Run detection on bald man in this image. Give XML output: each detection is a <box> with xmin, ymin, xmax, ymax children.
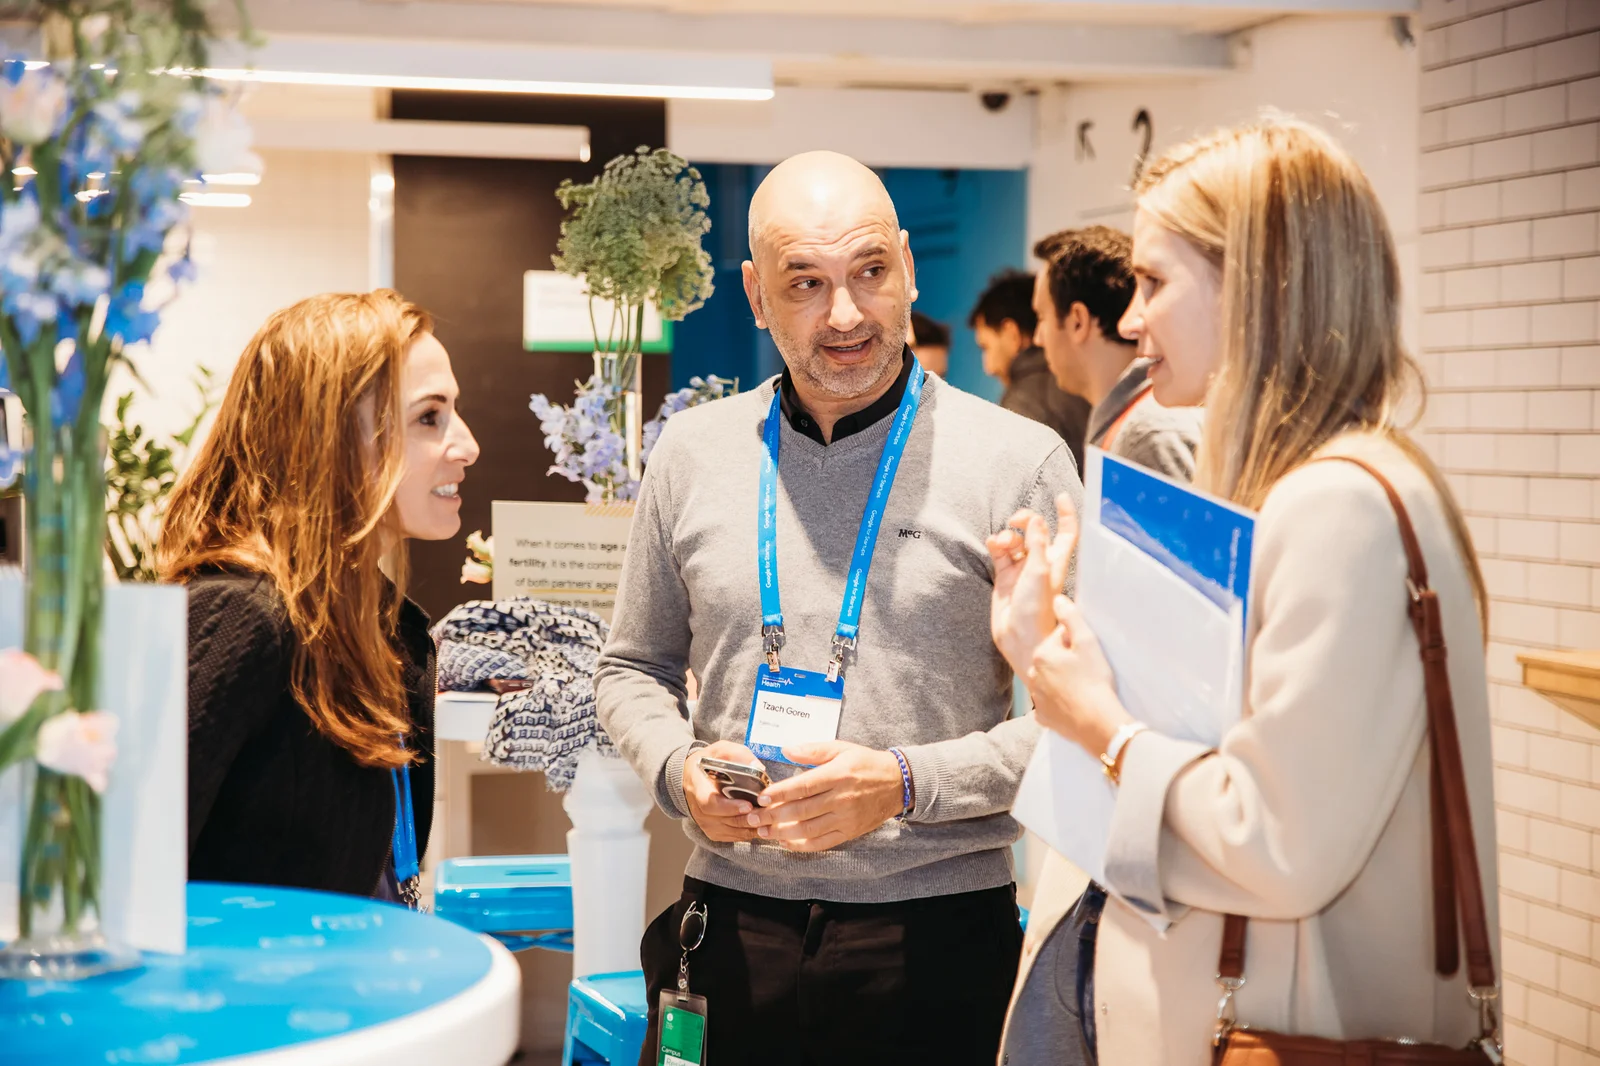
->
<box><xmin>596</xmin><ymin>151</ymin><xmax>1082</xmax><ymax>1066</ymax></box>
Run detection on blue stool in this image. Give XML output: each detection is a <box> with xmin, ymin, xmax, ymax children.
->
<box><xmin>563</xmin><ymin>969</ymin><xmax>649</xmax><ymax>1066</ymax></box>
<box><xmin>433</xmin><ymin>854</ymin><xmax>575</xmax><ymax>953</ymax></box>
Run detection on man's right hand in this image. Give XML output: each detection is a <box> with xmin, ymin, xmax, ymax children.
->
<box><xmin>683</xmin><ymin>741</ymin><xmax>761</xmax><ymax>843</ymax></box>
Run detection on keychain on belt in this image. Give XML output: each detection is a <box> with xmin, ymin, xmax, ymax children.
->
<box><xmin>658</xmin><ymin>901</ymin><xmax>710</xmax><ymax>1066</ymax></box>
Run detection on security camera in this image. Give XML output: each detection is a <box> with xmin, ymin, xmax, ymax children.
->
<box><xmin>980</xmin><ymin>91</ymin><xmax>1011</xmax><ymax>113</ymax></box>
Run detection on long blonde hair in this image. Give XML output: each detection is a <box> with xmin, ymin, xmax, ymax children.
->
<box><xmin>1136</xmin><ymin>118</ymin><xmax>1487</xmax><ymax>630</ymax></box>
<box><xmin>160</xmin><ymin>289</ymin><xmax>430</xmax><ymax>769</ymax></box>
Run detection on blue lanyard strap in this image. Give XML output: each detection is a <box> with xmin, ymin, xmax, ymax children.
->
<box><xmin>389</xmin><ymin>762</ymin><xmax>419</xmax><ymax>882</ymax></box>
<box><xmin>758</xmin><ymin>358</ymin><xmax>926</xmax><ymax>681</ymax></box>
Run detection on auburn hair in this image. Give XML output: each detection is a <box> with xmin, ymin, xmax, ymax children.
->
<box><xmin>160</xmin><ymin>289</ymin><xmax>430</xmax><ymax>769</ymax></box>
<box><xmin>1134</xmin><ymin>117</ymin><xmax>1488</xmax><ymax>635</ymax></box>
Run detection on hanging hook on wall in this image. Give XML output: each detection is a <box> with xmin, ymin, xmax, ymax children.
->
<box><xmin>1131</xmin><ymin>108</ymin><xmax>1153</xmax><ymax>184</ymax></box>
<box><xmin>1076</xmin><ymin>120</ymin><xmax>1096</xmax><ymax>162</ymax></box>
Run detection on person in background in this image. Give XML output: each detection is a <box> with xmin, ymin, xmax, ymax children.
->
<box><xmin>161</xmin><ymin>289</ymin><xmax>480</xmax><ymax>903</ymax></box>
<box><xmin>993</xmin><ymin>119</ymin><xmax>1498</xmax><ymax>1065</ymax></box>
<box><xmin>908</xmin><ymin>310</ymin><xmax>951</xmax><ymax>377</ymax></box>
<box><xmin>1033</xmin><ymin>225</ymin><xmax>1201</xmax><ymax>482</ymax></box>
<box><xmin>969</xmin><ymin>269</ymin><xmax>1091</xmax><ymax>470</ymax></box>
<box><xmin>596</xmin><ymin>150</ymin><xmax>1081</xmax><ymax>1066</ymax></box>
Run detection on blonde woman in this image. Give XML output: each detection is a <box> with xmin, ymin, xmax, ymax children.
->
<box><xmin>992</xmin><ymin>119</ymin><xmax>1498</xmax><ymax>1064</ymax></box>
<box><xmin>162</xmin><ymin>289</ymin><xmax>479</xmax><ymax>901</ymax></box>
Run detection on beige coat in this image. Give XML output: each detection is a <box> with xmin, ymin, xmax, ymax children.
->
<box><xmin>1004</xmin><ymin>433</ymin><xmax>1499</xmax><ymax>1065</ymax></box>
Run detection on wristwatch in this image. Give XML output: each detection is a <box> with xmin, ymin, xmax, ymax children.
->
<box><xmin>1099</xmin><ymin>722</ymin><xmax>1150</xmax><ymax>786</ymax></box>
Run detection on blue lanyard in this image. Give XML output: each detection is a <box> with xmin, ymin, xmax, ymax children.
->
<box><xmin>389</xmin><ymin>763</ymin><xmax>419</xmax><ymax>883</ymax></box>
<box><xmin>759</xmin><ymin>358</ymin><xmax>926</xmax><ymax>682</ymax></box>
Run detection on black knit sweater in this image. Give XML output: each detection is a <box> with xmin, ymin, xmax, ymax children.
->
<box><xmin>185</xmin><ymin>571</ymin><xmax>436</xmax><ymax>897</ymax></box>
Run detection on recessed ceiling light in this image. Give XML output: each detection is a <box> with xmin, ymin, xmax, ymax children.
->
<box><xmin>181</xmin><ymin>192</ymin><xmax>252</xmax><ymax>208</ymax></box>
<box><xmin>201</xmin><ymin>172</ymin><xmax>261</xmax><ymax>187</ymax></box>
<box><xmin>194</xmin><ymin>36</ymin><xmax>774</xmax><ymax>103</ymax></box>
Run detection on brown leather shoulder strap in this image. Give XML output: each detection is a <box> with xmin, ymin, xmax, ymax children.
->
<box><xmin>1219</xmin><ymin>455</ymin><xmax>1496</xmax><ymax>993</ymax></box>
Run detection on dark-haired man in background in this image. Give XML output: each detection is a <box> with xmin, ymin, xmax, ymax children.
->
<box><xmin>908</xmin><ymin>310</ymin><xmax>951</xmax><ymax>377</ymax></box>
<box><xmin>1032</xmin><ymin>226</ymin><xmax>1201</xmax><ymax>482</ymax></box>
<box><xmin>969</xmin><ymin>270</ymin><xmax>1090</xmax><ymax>470</ymax></box>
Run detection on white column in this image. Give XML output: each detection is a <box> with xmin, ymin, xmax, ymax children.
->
<box><xmin>563</xmin><ymin>748</ymin><xmax>653</xmax><ymax>978</ymax></box>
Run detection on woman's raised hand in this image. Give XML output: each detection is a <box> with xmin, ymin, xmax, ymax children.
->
<box><xmin>986</xmin><ymin>493</ymin><xmax>1079</xmax><ymax>675</ymax></box>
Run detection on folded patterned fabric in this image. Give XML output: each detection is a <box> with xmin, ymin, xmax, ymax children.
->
<box><xmin>432</xmin><ymin>598</ymin><xmax>615</xmax><ymax>791</ymax></box>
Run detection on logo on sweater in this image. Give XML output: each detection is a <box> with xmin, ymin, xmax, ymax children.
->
<box><xmin>897</xmin><ymin>528</ymin><xmax>922</xmax><ymax>539</ymax></box>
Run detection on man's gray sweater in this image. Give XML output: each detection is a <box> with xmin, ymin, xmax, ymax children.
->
<box><xmin>595</xmin><ymin>373</ymin><xmax>1082</xmax><ymax>903</ymax></box>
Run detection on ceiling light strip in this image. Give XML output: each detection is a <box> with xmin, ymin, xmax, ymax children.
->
<box><xmin>199</xmin><ymin>67</ymin><xmax>774</xmax><ymax>102</ymax></box>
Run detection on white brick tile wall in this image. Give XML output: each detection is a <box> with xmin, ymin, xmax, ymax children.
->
<box><xmin>1425</xmin><ymin>108</ymin><xmax>1451</xmax><ymax>152</ymax></box>
<box><xmin>1512</xmin><ymin>84</ymin><xmax>1572</xmax><ymax>131</ymax></box>
<box><xmin>1427</xmin><ymin>25</ymin><xmax>1453</xmax><ymax>69</ymax></box>
<box><xmin>1449</xmin><ymin>184</ymin><xmax>1505</xmax><ymax>226</ymax></box>
<box><xmin>1507</xmin><ymin>172</ymin><xmax>1567</xmax><ymax>217</ymax></box>
<box><xmin>1510</xmin><ymin>0</ymin><xmax>1571</xmax><ymax>48</ymax></box>
<box><xmin>1566</xmin><ymin>256</ymin><xmax>1600</xmax><ymax>298</ymax></box>
<box><xmin>1479</xmin><ymin>219</ymin><xmax>1538</xmax><ymax>262</ymax></box>
<box><xmin>1455</xmin><ymin>95</ymin><xmax>1512</xmax><ymax>141</ymax></box>
<box><xmin>1570</xmin><ymin>166</ymin><xmax>1600</xmax><ymax>209</ymax></box>
<box><xmin>1425</xmin><ymin>226</ymin><xmax>1475</xmax><ymax>268</ymax></box>
<box><xmin>1530</xmin><ymin>560</ymin><xmax>1591</xmax><ymax>602</ymax></box>
<box><xmin>1531</xmin><ymin>475</ymin><xmax>1593</xmax><ymax>516</ymax></box>
<box><xmin>1506</xmin><ymin>516</ymin><xmax>1563</xmax><ymax>556</ymax></box>
<box><xmin>1534</xmin><ymin>213</ymin><xmax>1600</xmax><ymax>257</ymax></box>
<box><xmin>1481</xmin><ymin>389</ymin><xmax>1535</xmax><ymax>426</ymax></box>
<box><xmin>1417</xmin><ymin>13</ymin><xmax>1600</xmax><ymax>1059</ymax></box>
<box><xmin>1455</xmin><ymin>12</ymin><xmax>1511</xmax><ymax>61</ymax></box>
<box><xmin>1426</xmin><ymin>61</ymin><xmax>1479</xmax><ymax>108</ymax></box>
<box><xmin>1484</xmin><ymin>46</ymin><xmax>1544</xmax><ymax>95</ymax></box>
<box><xmin>1476</xmin><ymin>133</ymin><xmax>1538</xmax><ymax>179</ymax></box>
<box><xmin>1505</xmin><ymin>432</ymin><xmax>1563</xmax><ymax>472</ymax></box>
<box><xmin>1534</xmin><ymin>124</ymin><xmax>1600</xmax><ymax>170</ymax></box>
<box><xmin>1501</xmin><ymin>347</ymin><xmax>1563</xmax><ymax>385</ymax></box>
<box><xmin>1532</xmin><ymin>389</ymin><xmax>1594</xmax><ymax>428</ymax></box>
<box><xmin>1536</xmin><ymin>33</ymin><xmax>1600</xmax><ymax>84</ymax></box>
<box><xmin>1482</xmin><ymin>304</ymin><xmax>1537</xmax><ymax>343</ymax></box>
<box><xmin>1560</xmin><ymin>519</ymin><xmax>1600</xmax><ymax>560</ymax></box>
<box><xmin>1574</xmin><ymin>77</ymin><xmax>1600</xmax><ymax>121</ymax></box>
<box><xmin>1533</xmin><ymin>301</ymin><xmax>1600</xmax><ymax>343</ymax></box>
<box><xmin>1562</xmin><ymin>345</ymin><xmax>1600</xmax><ymax>383</ymax></box>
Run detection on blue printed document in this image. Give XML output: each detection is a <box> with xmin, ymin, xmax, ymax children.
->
<box><xmin>1012</xmin><ymin>449</ymin><xmax>1256</xmax><ymax>912</ymax></box>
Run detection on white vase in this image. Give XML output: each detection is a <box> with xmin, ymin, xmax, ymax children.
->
<box><xmin>563</xmin><ymin>747</ymin><xmax>652</xmax><ymax>978</ymax></box>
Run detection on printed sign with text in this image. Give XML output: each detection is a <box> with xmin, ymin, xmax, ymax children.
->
<box><xmin>491</xmin><ymin>500</ymin><xmax>635</xmax><ymax>621</ymax></box>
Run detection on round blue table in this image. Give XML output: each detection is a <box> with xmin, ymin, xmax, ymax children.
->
<box><xmin>0</xmin><ymin>882</ymin><xmax>519</xmax><ymax>1065</ymax></box>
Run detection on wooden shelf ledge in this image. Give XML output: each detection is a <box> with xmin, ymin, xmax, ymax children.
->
<box><xmin>1518</xmin><ymin>649</ymin><xmax>1600</xmax><ymax>729</ymax></box>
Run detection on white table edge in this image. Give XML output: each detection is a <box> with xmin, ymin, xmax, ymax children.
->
<box><xmin>209</xmin><ymin>934</ymin><xmax>521</xmax><ymax>1066</ymax></box>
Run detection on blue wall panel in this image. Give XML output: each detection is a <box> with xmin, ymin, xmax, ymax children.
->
<box><xmin>672</xmin><ymin>163</ymin><xmax>1029</xmax><ymax>403</ymax></box>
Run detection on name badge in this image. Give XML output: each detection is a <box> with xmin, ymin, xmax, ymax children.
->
<box><xmin>744</xmin><ymin>665</ymin><xmax>844</xmax><ymax>766</ymax></box>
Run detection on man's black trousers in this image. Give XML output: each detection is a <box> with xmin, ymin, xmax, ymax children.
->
<box><xmin>638</xmin><ymin>876</ymin><xmax>1024</xmax><ymax>1066</ymax></box>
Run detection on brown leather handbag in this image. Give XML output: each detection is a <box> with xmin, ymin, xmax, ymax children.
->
<box><xmin>1211</xmin><ymin>457</ymin><xmax>1502</xmax><ymax>1066</ymax></box>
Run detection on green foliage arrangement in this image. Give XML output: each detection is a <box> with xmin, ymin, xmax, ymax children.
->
<box><xmin>553</xmin><ymin>146</ymin><xmax>715</xmax><ymax>418</ymax></box>
<box><xmin>105</xmin><ymin>367</ymin><xmax>219</xmax><ymax>583</ymax></box>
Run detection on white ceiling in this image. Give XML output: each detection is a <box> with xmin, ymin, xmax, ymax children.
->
<box><xmin>373</xmin><ymin>0</ymin><xmax>1418</xmax><ymax>33</ymax></box>
<box><xmin>241</xmin><ymin>0</ymin><xmax>1417</xmax><ymax>91</ymax></box>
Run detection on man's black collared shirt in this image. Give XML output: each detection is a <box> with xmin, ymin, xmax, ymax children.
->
<box><xmin>776</xmin><ymin>348</ymin><xmax>914</xmax><ymax>445</ymax></box>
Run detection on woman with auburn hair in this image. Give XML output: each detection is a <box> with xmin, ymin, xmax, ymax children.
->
<box><xmin>993</xmin><ymin>119</ymin><xmax>1499</xmax><ymax>1064</ymax></box>
<box><xmin>162</xmin><ymin>289</ymin><xmax>479</xmax><ymax>902</ymax></box>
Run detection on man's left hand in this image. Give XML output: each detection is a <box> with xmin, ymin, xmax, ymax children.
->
<box><xmin>746</xmin><ymin>741</ymin><xmax>905</xmax><ymax>853</ymax></box>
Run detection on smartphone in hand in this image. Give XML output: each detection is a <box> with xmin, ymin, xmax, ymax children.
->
<box><xmin>699</xmin><ymin>757</ymin><xmax>771</xmax><ymax>804</ymax></box>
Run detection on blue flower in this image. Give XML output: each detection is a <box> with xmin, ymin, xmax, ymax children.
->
<box><xmin>51</xmin><ymin>348</ymin><xmax>83</xmax><ymax>430</ymax></box>
<box><xmin>105</xmin><ymin>281</ymin><xmax>159</xmax><ymax>346</ymax></box>
<box><xmin>167</xmin><ymin>254</ymin><xmax>198</xmax><ymax>286</ymax></box>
